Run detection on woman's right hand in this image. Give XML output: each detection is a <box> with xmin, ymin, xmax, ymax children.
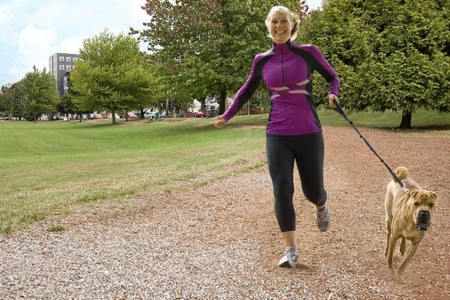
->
<box><xmin>328</xmin><ymin>94</ymin><xmax>339</xmax><ymax>109</ymax></box>
<box><xmin>214</xmin><ymin>115</ymin><xmax>227</xmax><ymax>128</ymax></box>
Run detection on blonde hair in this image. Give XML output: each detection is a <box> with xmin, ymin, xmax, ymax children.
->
<box><xmin>265</xmin><ymin>6</ymin><xmax>300</xmax><ymax>41</ymax></box>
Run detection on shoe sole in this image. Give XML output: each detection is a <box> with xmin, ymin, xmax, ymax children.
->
<box><xmin>278</xmin><ymin>261</ymin><xmax>295</xmax><ymax>268</ymax></box>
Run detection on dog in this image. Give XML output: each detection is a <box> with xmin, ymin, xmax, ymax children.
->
<box><xmin>384</xmin><ymin>166</ymin><xmax>437</xmax><ymax>277</ymax></box>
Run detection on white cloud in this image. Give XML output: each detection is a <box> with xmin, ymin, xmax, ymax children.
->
<box><xmin>18</xmin><ymin>25</ymin><xmax>57</xmax><ymax>55</ymax></box>
<box><xmin>58</xmin><ymin>38</ymin><xmax>84</xmax><ymax>54</ymax></box>
<box><xmin>7</xmin><ymin>26</ymin><xmax>56</xmax><ymax>77</ymax></box>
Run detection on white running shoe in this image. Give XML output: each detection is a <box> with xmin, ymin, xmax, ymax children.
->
<box><xmin>278</xmin><ymin>246</ymin><xmax>299</xmax><ymax>268</ymax></box>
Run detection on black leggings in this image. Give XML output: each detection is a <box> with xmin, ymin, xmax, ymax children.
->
<box><xmin>266</xmin><ymin>133</ymin><xmax>327</xmax><ymax>232</ymax></box>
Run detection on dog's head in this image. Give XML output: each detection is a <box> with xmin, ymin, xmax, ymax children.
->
<box><xmin>407</xmin><ymin>190</ymin><xmax>437</xmax><ymax>231</ymax></box>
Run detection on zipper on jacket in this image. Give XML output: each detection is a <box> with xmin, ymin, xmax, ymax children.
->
<box><xmin>281</xmin><ymin>47</ymin><xmax>286</xmax><ymax>83</ymax></box>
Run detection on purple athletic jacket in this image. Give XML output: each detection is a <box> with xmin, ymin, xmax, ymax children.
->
<box><xmin>222</xmin><ymin>39</ymin><xmax>340</xmax><ymax>136</ymax></box>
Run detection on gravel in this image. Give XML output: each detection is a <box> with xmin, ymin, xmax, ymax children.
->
<box><xmin>1</xmin><ymin>172</ymin><xmax>304</xmax><ymax>299</ymax></box>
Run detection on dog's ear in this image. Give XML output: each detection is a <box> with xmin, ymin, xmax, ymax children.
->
<box><xmin>428</xmin><ymin>191</ymin><xmax>437</xmax><ymax>200</ymax></box>
<box><xmin>410</xmin><ymin>191</ymin><xmax>419</xmax><ymax>197</ymax></box>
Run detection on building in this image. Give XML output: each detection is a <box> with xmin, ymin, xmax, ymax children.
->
<box><xmin>49</xmin><ymin>53</ymin><xmax>80</xmax><ymax>96</ymax></box>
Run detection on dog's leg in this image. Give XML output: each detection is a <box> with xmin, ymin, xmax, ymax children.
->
<box><xmin>400</xmin><ymin>237</ymin><xmax>406</xmax><ymax>256</ymax></box>
<box><xmin>385</xmin><ymin>224</ymin><xmax>391</xmax><ymax>257</ymax></box>
<box><xmin>384</xmin><ymin>183</ymin><xmax>394</xmax><ymax>257</ymax></box>
<box><xmin>387</xmin><ymin>235</ymin><xmax>398</xmax><ymax>270</ymax></box>
<box><xmin>396</xmin><ymin>242</ymin><xmax>420</xmax><ymax>277</ymax></box>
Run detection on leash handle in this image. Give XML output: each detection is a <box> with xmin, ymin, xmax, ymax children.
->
<box><xmin>333</xmin><ymin>98</ymin><xmax>345</xmax><ymax>116</ymax></box>
<box><xmin>332</xmin><ymin>99</ymin><xmax>410</xmax><ymax>196</ymax></box>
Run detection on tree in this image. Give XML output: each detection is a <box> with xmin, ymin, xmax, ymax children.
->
<box><xmin>60</xmin><ymin>94</ymin><xmax>77</xmax><ymax>116</ymax></box>
<box><xmin>0</xmin><ymin>86</ymin><xmax>14</xmax><ymax>118</ymax></box>
<box><xmin>70</xmin><ymin>29</ymin><xmax>155</xmax><ymax>124</ymax></box>
<box><xmin>299</xmin><ymin>0</ymin><xmax>450</xmax><ymax>128</ymax></box>
<box><xmin>11</xmin><ymin>83</ymin><xmax>24</xmax><ymax>120</ymax></box>
<box><xmin>19</xmin><ymin>66</ymin><xmax>60</xmax><ymax>122</ymax></box>
<box><xmin>132</xmin><ymin>0</ymin><xmax>309</xmax><ymax>115</ymax></box>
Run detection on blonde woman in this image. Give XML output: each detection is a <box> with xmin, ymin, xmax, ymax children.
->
<box><xmin>215</xmin><ymin>6</ymin><xmax>340</xmax><ymax>268</ymax></box>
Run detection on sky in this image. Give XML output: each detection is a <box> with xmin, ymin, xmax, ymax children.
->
<box><xmin>0</xmin><ymin>0</ymin><xmax>323</xmax><ymax>87</ymax></box>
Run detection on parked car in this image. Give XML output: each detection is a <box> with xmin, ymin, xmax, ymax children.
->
<box><xmin>124</xmin><ymin>112</ymin><xmax>138</xmax><ymax>119</ymax></box>
<box><xmin>89</xmin><ymin>113</ymin><xmax>102</xmax><ymax>119</ymax></box>
<box><xmin>194</xmin><ymin>111</ymin><xmax>207</xmax><ymax>118</ymax></box>
<box><xmin>107</xmin><ymin>113</ymin><xmax>121</xmax><ymax>120</ymax></box>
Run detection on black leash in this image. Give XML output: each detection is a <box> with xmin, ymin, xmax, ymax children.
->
<box><xmin>332</xmin><ymin>99</ymin><xmax>410</xmax><ymax>196</ymax></box>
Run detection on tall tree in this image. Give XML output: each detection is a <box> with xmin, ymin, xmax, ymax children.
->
<box><xmin>70</xmin><ymin>29</ymin><xmax>155</xmax><ymax>124</ymax></box>
<box><xmin>132</xmin><ymin>0</ymin><xmax>307</xmax><ymax>115</ymax></box>
<box><xmin>11</xmin><ymin>83</ymin><xmax>24</xmax><ymax>120</ymax></box>
<box><xmin>299</xmin><ymin>0</ymin><xmax>450</xmax><ymax>128</ymax></box>
<box><xmin>19</xmin><ymin>66</ymin><xmax>60</xmax><ymax>122</ymax></box>
<box><xmin>0</xmin><ymin>86</ymin><xmax>14</xmax><ymax>118</ymax></box>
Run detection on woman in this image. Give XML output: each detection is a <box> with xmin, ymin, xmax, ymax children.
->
<box><xmin>215</xmin><ymin>6</ymin><xmax>340</xmax><ymax>268</ymax></box>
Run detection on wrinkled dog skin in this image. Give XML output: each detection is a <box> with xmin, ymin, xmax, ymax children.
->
<box><xmin>384</xmin><ymin>167</ymin><xmax>437</xmax><ymax>277</ymax></box>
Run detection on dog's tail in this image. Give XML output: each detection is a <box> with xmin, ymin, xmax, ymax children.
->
<box><xmin>394</xmin><ymin>166</ymin><xmax>409</xmax><ymax>181</ymax></box>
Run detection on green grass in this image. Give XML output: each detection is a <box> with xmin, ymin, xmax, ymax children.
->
<box><xmin>319</xmin><ymin>107</ymin><xmax>450</xmax><ymax>131</ymax></box>
<box><xmin>0</xmin><ymin>117</ymin><xmax>267</xmax><ymax>234</ymax></box>
<box><xmin>0</xmin><ymin>108</ymin><xmax>449</xmax><ymax>234</ymax></box>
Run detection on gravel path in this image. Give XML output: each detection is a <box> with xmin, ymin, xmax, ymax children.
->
<box><xmin>1</xmin><ymin>126</ymin><xmax>449</xmax><ymax>299</ymax></box>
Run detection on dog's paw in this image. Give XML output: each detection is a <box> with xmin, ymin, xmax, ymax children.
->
<box><xmin>395</xmin><ymin>269</ymin><xmax>405</xmax><ymax>278</ymax></box>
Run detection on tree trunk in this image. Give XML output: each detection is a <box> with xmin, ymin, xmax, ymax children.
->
<box><xmin>218</xmin><ymin>87</ymin><xmax>227</xmax><ymax>115</ymax></box>
<box><xmin>399</xmin><ymin>110</ymin><xmax>412</xmax><ymax>129</ymax></box>
<box><xmin>112</xmin><ymin>109</ymin><xmax>117</xmax><ymax>125</ymax></box>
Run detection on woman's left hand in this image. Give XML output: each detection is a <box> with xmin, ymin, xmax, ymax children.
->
<box><xmin>215</xmin><ymin>115</ymin><xmax>227</xmax><ymax>128</ymax></box>
<box><xmin>328</xmin><ymin>94</ymin><xmax>339</xmax><ymax>109</ymax></box>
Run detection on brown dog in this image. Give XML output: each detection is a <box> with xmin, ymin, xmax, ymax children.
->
<box><xmin>384</xmin><ymin>166</ymin><xmax>437</xmax><ymax>277</ymax></box>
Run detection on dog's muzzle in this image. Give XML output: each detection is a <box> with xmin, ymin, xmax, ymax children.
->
<box><xmin>416</xmin><ymin>210</ymin><xmax>431</xmax><ymax>231</ymax></box>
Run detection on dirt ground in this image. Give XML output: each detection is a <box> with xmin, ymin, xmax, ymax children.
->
<box><xmin>188</xmin><ymin>125</ymin><xmax>449</xmax><ymax>299</ymax></box>
<box><xmin>140</xmin><ymin>125</ymin><xmax>449</xmax><ymax>299</ymax></box>
<box><xmin>256</xmin><ymin>126</ymin><xmax>450</xmax><ymax>299</ymax></box>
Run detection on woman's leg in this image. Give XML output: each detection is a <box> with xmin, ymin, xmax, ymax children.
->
<box><xmin>293</xmin><ymin>132</ymin><xmax>331</xmax><ymax>231</ymax></box>
<box><xmin>266</xmin><ymin>135</ymin><xmax>296</xmax><ymax>235</ymax></box>
<box><xmin>281</xmin><ymin>231</ymin><xmax>296</xmax><ymax>247</ymax></box>
<box><xmin>294</xmin><ymin>132</ymin><xmax>327</xmax><ymax>207</ymax></box>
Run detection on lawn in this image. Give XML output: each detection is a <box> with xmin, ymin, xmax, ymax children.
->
<box><xmin>0</xmin><ymin>108</ymin><xmax>449</xmax><ymax>234</ymax></box>
<box><xmin>0</xmin><ymin>117</ymin><xmax>266</xmax><ymax>234</ymax></box>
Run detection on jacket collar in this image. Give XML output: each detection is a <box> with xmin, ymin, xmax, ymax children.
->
<box><xmin>272</xmin><ymin>39</ymin><xmax>292</xmax><ymax>52</ymax></box>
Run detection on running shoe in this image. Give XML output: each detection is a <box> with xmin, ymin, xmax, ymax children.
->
<box><xmin>316</xmin><ymin>204</ymin><xmax>331</xmax><ymax>232</ymax></box>
<box><xmin>278</xmin><ymin>246</ymin><xmax>299</xmax><ymax>268</ymax></box>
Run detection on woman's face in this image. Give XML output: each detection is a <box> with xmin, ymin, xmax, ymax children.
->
<box><xmin>268</xmin><ymin>10</ymin><xmax>293</xmax><ymax>44</ymax></box>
